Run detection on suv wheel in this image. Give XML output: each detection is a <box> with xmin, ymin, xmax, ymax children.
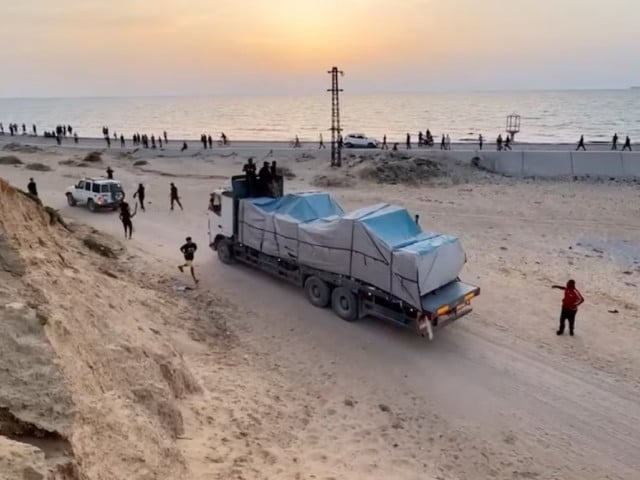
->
<box><xmin>66</xmin><ymin>193</ymin><xmax>77</xmax><ymax>207</ymax></box>
<box><xmin>87</xmin><ymin>199</ymin><xmax>96</xmax><ymax>212</ymax></box>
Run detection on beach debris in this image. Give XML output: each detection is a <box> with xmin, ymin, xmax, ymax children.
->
<box><xmin>0</xmin><ymin>155</ymin><xmax>23</xmax><ymax>165</ymax></box>
<box><xmin>133</xmin><ymin>160</ymin><xmax>149</xmax><ymax>166</ymax></box>
<box><xmin>2</xmin><ymin>142</ymin><xmax>42</xmax><ymax>153</ymax></box>
<box><xmin>359</xmin><ymin>155</ymin><xmax>446</xmax><ymax>185</ymax></box>
<box><xmin>25</xmin><ymin>162</ymin><xmax>52</xmax><ymax>172</ymax></box>
<box><xmin>344</xmin><ymin>398</ymin><xmax>356</xmax><ymax>407</ymax></box>
<box><xmin>378</xmin><ymin>403</ymin><xmax>391</xmax><ymax>413</ymax></box>
<box><xmin>311</xmin><ymin>174</ymin><xmax>355</xmax><ymax>188</ymax></box>
<box><xmin>608</xmin><ymin>309</ymin><xmax>619</xmax><ymax>314</ymax></box>
<box><xmin>83</xmin><ymin>151</ymin><xmax>103</xmax><ymax>163</ymax></box>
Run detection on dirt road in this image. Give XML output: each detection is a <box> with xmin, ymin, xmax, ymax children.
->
<box><xmin>47</xmin><ymin>192</ymin><xmax>640</xmax><ymax>480</ymax></box>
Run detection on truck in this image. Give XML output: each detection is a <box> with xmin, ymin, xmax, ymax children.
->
<box><xmin>208</xmin><ymin>175</ymin><xmax>480</xmax><ymax>339</ymax></box>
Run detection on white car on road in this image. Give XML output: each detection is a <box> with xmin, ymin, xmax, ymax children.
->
<box><xmin>65</xmin><ymin>178</ymin><xmax>125</xmax><ymax>212</ymax></box>
<box><xmin>343</xmin><ymin>133</ymin><xmax>379</xmax><ymax>148</ymax></box>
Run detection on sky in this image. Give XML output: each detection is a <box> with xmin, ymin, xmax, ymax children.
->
<box><xmin>0</xmin><ymin>0</ymin><xmax>639</xmax><ymax>97</ymax></box>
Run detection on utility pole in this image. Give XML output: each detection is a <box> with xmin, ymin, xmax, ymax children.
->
<box><xmin>327</xmin><ymin>66</ymin><xmax>344</xmax><ymax>167</ymax></box>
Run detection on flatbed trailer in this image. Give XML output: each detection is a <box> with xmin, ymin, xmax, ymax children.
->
<box><xmin>208</xmin><ymin>175</ymin><xmax>480</xmax><ymax>339</ymax></box>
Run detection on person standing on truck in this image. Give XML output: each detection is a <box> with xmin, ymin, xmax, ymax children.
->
<box><xmin>178</xmin><ymin>237</ymin><xmax>199</xmax><ymax>285</ymax></box>
<box><xmin>243</xmin><ymin>158</ymin><xmax>257</xmax><ymax>195</ymax></box>
<box><xmin>259</xmin><ymin>161</ymin><xmax>273</xmax><ymax>196</ymax></box>
<box><xmin>170</xmin><ymin>182</ymin><xmax>183</xmax><ymax>210</ymax></box>
<box><xmin>552</xmin><ymin>279</ymin><xmax>585</xmax><ymax>336</ymax></box>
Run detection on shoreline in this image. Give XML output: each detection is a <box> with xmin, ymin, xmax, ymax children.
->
<box><xmin>0</xmin><ymin>134</ymin><xmax>632</xmax><ymax>153</ymax></box>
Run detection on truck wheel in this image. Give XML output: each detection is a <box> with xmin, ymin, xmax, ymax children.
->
<box><xmin>66</xmin><ymin>193</ymin><xmax>76</xmax><ymax>207</ymax></box>
<box><xmin>87</xmin><ymin>199</ymin><xmax>96</xmax><ymax>212</ymax></box>
<box><xmin>304</xmin><ymin>276</ymin><xmax>331</xmax><ymax>308</ymax></box>
<box><xmin>331</xmin><ymin>287</ymin><xmax>358</xmax><ymax>322</ymax></box>
<box><xmin>217</xmin><ymin>239</ymin><xmax>234</xmax><ymax>264</ymax></box>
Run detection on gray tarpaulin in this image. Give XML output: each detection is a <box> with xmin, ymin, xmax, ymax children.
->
<box><xmin>239</xmin><ymin>192</ymin><xmax>466</xmax><ymax>309</ymax></box>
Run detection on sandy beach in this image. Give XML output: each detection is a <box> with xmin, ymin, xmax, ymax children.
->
<box><xmin>1</xmin><ymin>135</ymin><xmax>640</xmax><ymax>480</ymax></box>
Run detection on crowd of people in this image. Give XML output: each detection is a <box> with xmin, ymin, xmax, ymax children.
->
<box><xmin>1</xmin><ymin>120</ymin><xmax>636</xmax><ymax>153</ymax></box>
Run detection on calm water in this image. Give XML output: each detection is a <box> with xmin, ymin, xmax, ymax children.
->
<box><xmin>0</xmin><ymin>90</ymin><xmax>638</xmax><ymax>143</ymax></box>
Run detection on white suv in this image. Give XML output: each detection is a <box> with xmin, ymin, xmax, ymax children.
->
<box><xmin>343</xmin><ymin>133</ymin><xmax>379</xmax><ymax>148</ymax></box>
<box><xmin>65</xmin><ymin>178</ymin><xmax>125</xmax><ymax>212</ymax></box>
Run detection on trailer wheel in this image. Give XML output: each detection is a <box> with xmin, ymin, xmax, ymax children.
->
<box><xmin>217</xmin><ymin>239</ymin><xmax>234</xmax><ymax>264</ymax></box>
<box><xmin>304</xmin><ymin>276</ymin><xmax>331</xmax><ymax>308</ymax></box>
<box><xmin>331</xmin><ymin>287</ymin><xmax>358</xmax><ymax>322</ymax></box>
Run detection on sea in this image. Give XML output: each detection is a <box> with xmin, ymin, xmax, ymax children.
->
<box><xmin>0</xmin><ymin>90</ymin><xmax>638</xmax><ymax>143</ymax></box>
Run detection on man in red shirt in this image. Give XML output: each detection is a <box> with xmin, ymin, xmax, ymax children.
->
<box><xmin>552</xmin><ymin>280</ymin><xmax>585</xmax><ymax>336</ymax></box>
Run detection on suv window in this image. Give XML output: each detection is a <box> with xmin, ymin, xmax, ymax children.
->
<box><xmin>85</xmin><ymin>182</ymin><xmax>92</xmax><ymax>191</ymax></box>
<box><xmin>92</xmin><ymin>183</ymin><xmax>100</xmax><ymax>193</ymax></box>
<box><xmin>101</xmin><ymin>184</ymin><xmax>110</xmax><ymax>193</ymax></box>
<box><xmin>77</xmin><ymin>181</ymin><xmax>85</xmax><ymax>189</ymax></box>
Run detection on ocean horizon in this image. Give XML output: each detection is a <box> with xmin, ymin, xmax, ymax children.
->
<box><xmin>1</xmin><ymin>89</ymin><xmax>638</xmax><ymax>143</ymax></box>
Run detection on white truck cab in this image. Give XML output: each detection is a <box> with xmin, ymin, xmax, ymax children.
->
<box><xmin>208</xmin><ymin>188</ymin><xmax>234</xmax><ymax>242</ymax></box>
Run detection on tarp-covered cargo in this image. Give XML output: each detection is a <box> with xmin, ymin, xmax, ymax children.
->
<box><xmin>239</xmin><ymin>192</ymin><xmax>466</xmax><ymax>308</ymax></box>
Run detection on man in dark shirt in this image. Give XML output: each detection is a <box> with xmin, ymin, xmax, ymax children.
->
<box><xmin>170</xmin><ymin>182</ymin><xmax>183</xmax><ymax>211</ymax></box>
<box><xmin>178</xmin><ymin>237</ymin><xmax>199</xmax><ymax>284</ymax></box>
<box><xmin>27</xmin><ymin>178</ymin><xmax>38</xmax><ymax>197</ymax></box>
<box><xmin>119</xmin><ymin>201</ymin><xmax>135</xmax><ymax>239</ymax></box>
<box><xmin>133</xmin><ymin>183</ymin><xmax>146</xmax><ymax>211</ymax></box>
<box><xmin>552</xmin><ymin>279</ymin><xmax>585</xmax><ymax>336</ymax></box>
<box><xmin>243</xmin><ymin>158</ymin><xmax>257</xmax><ymax>195</ymax></box>
<box><xmin>106</xmin><ymin>166</ymin><xmax>114</xmax><ymax>179</ymax></box>
<box><xmin>258</xmin><ymin>161</ymin><xmax>273</xmax><ymax>196</ymax></box>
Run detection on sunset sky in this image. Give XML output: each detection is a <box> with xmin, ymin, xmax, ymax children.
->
<box><xmin>1</xmin><ymin>0</ymin><xmax>638</xmax><ymax>97</ymax></box>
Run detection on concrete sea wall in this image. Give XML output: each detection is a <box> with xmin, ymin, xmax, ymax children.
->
<box><xmin>474</xmin><ymin>151</ymin><xmax>640</xmax><ymax>178</ymax></box>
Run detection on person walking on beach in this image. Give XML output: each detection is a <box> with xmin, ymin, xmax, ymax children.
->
<box><xmin>418</xmin><ymin>131</ymin><xmax>424</xmax><ymax>146</ymax></box>
<box><xmin>576</xmin><ymin>135</ymin><xmax>586</xmax><ymax>151</ymax></box>
<box><xmin>440</xmin><ymin>134</ymin><xmax>446</xmax><ymax>150</ymax></box>
<box><xmin>181</xmin><ymin>141</ymin><xmax>188</xmax><ymax>152</ymax></box>
<box><xmin>163</xmin><ymin>131</ymin><xmax>168</xmax><ymax>143</ymax></box>
<box><xmin>159</xmin><ymin>136</ymin><xmax>163</xmax><ymax>149</ymax></box>
<box><xmin>27</xmin><ymin>178</ymin><xmax>38</xmax><ymax>197</ymax></box>
<box><xmin>178</xmin><ymin>237</ymin><xmax>199</xmax><ymax>285</ymax></box>
<box><xmin>496</xmin><ymin>134</ymin><xmax>503</xmax><ymax>151</ymax></box>
<box><xmin>381</xmin><ymin>134</ymin><xmax>387</xmax><ymax>150</ymax></box>
<box><xmin>622</xmin><ymin>136</ymin><xmax>632</xmax><ymax>151</ymax></box>
<box><xmin>479</xmin><ymin>134</ymin><xmax>483</xmax><ymax>150</ymax></box>
<box><xmin>170</xmin><ymin>182</ymin><xmax>183</xmax><ymax>211</ymax></box>
<box><xmin>446</xmin><ymin>134</ymin><xmax>451</xmax><ymax>151</ymax></box>
<box><xmin>220</xmin><ymin>132</ymin><xmax>228</xmax><ymax>145</ymax></box>
<box><xmin>151</xmin><ymin>135</ymin><xmax>156</xmax><ymax>149</ymax></box>
<box><xmin>32</xmin><ymin>124</ymin><xmax>37</xmax><ymax>136</ymax></box>
<box><xmin>74</xmin><ymin>132</ymin><xmax>78</xmax><ymax>144</ymax></box>
<box><xmin>612</xmin><ymin>133</ymin><xmax>618</xmax><ymax>150</ymax></box>
<box><xmin>120</xmin><ymin>134</ymin><xmax>125</xmax><ymax>148</ymax></box>
<box><xmin>208</xmin><ymin>135</ymin><xmax>213</xmax><ymax>149</ymax></box>
<box><xmin>133</xmin><ymin>183</ymin><xmax>146</xmax><ymax>211</ymax></box>
<box><xmin>319</xmin><ymin>133</ymin><xmax>325</xmax><ymax>149</ymax></box>
<box><xmin>504</xmin><ymin>136</ymin><xmax>512</xmax><ymax>151</ymax></box>
<box><xmin>119</xmin><ymin>201</ymin><xmax>136</xmax><ymax>239</ymax></box>
<box><xmin>552</xmin><ymin>280</ymin><xmax>585</xmax><ymax>336</ymax></box>
<box><xmin>406</xmin><ymin>133</ymin><xmax>411</xmax><ymax>149</ymax></box>
<box><xmin>106</xmin><ymin>166</ymin><xmax>114</xmax><ymax>179</ymax></box>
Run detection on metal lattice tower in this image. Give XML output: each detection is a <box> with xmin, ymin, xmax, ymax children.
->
<box><xmin>327</xmin><ymin>67</ymin><xmax>344</xmax><ymax>167</ymax></box>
